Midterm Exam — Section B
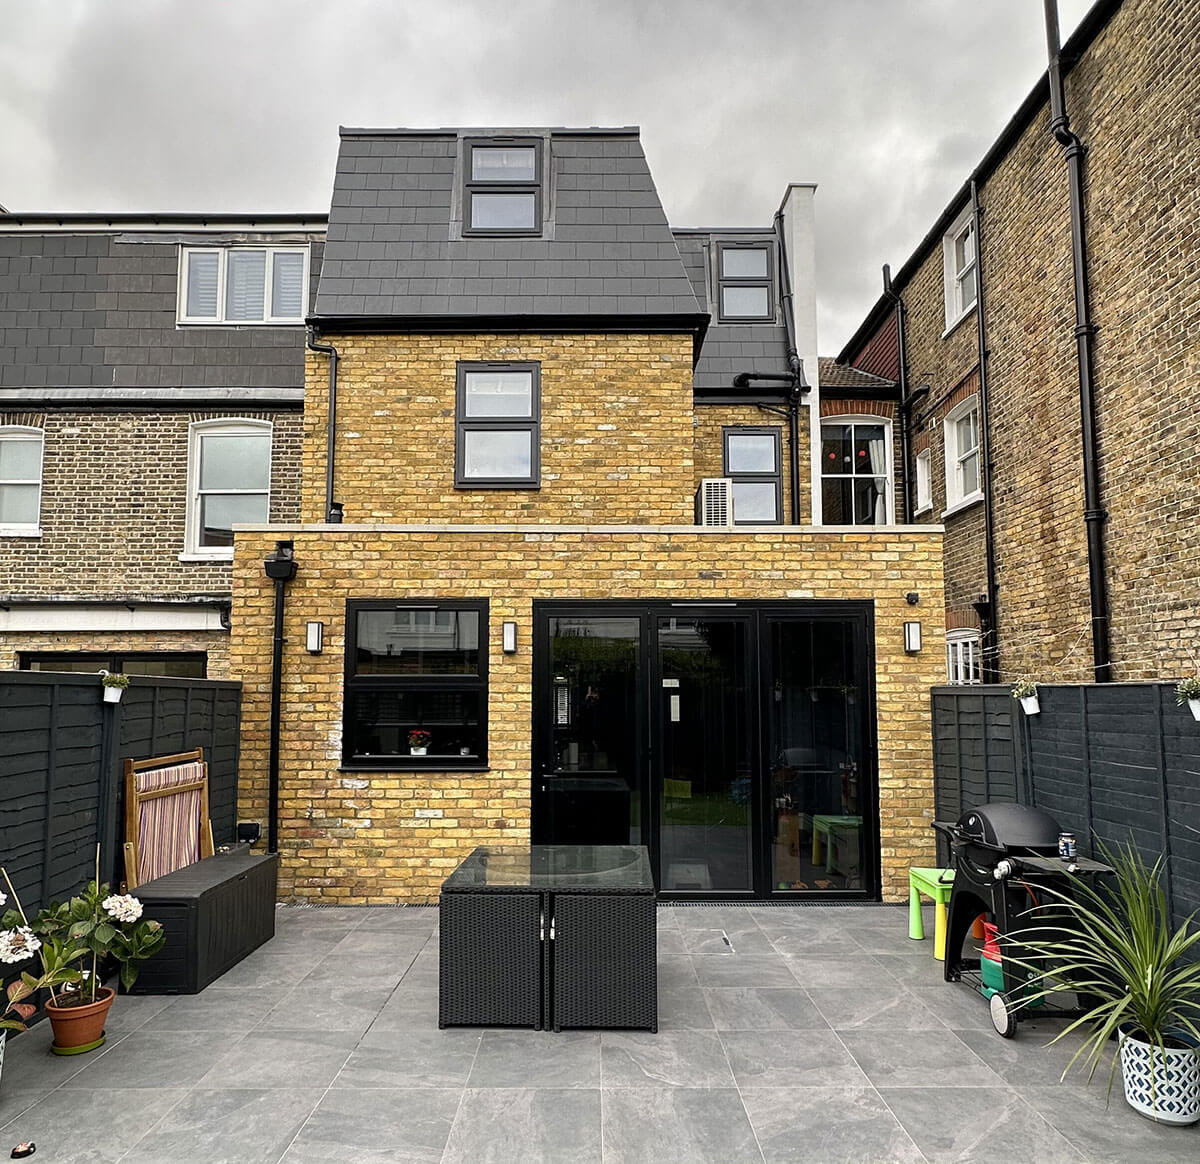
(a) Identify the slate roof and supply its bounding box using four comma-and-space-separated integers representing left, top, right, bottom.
818, 357, 896, 391
0, 224, 324, 392
314, 128, 705, 326
672, 230, 792, 394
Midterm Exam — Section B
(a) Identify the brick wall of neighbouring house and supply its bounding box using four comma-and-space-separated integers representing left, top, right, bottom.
691, 405, 802, 523
302, 333, 696, 526
231, 525, 945, 904
0, 408, 303, 599
0, 630, 232, 676
853, 0, 1199, 683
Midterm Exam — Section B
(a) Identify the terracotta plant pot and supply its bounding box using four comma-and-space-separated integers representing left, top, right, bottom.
45, 986, 115, 1055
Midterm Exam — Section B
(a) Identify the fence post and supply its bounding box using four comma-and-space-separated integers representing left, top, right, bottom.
1153, 685, 1176, 927
1080, 685, 1094, 847
97, 693, 122, 887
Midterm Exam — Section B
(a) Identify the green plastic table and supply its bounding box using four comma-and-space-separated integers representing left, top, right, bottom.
908, 866, 955, 960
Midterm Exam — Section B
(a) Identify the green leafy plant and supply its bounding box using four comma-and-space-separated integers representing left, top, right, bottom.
1175, 677, 1200, 704
1012, 679, 1038, 700
1005, 839, 1200, 1096
100, 671, 130, 689
1, 866, 165, 1007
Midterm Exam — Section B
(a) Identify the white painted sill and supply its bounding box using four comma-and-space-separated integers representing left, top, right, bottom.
912, 504, 933, 519
941, 493, 984, 520
940, 303, 977, 340
0, 527, 42, 538
178, 552, 234, 563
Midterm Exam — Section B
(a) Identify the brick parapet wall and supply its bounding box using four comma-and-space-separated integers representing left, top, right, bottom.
0, 630, 232, 677
231, 525, 945, 904
302, 333, 696, 526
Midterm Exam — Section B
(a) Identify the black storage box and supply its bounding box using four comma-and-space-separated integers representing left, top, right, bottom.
127, 847, 278, 994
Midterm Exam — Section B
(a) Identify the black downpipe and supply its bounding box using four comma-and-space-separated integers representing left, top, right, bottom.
774, 211, 806, 525
882, 265, 912, 523
264, 541, 297, 854
970, 180, 1001, 683
1044, 0, 1112, 682
306, 329, 342, 523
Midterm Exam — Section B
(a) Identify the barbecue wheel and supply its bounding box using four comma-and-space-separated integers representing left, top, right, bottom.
989, 991, 1017, 1038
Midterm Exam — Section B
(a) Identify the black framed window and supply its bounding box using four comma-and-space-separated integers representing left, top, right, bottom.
19, 652, 207, 678
463, 138, 542, 235
455, 362, 540, 489
344, 600, 488, 767
723, 427, 783, 524
717, 243, 774, 322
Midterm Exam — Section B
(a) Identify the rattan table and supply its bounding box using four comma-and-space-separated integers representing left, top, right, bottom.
439, 844, 657, 1032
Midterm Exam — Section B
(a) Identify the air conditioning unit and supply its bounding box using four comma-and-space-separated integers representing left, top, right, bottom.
695, 478, 734, 526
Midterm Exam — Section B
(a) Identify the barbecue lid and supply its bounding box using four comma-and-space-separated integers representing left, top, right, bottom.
955, 802, 1062, 849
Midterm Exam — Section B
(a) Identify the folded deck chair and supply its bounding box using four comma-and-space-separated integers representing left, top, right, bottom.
123, 748, 215, 889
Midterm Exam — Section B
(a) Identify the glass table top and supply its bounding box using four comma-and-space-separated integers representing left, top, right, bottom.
441, 845, 653, 892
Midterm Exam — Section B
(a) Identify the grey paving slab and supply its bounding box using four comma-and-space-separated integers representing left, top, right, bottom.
602, 1087, 763, 1164
740, 1085, 926, 1164
839, 1028, 1005, 1088
683, 924, 776, 954
692, 954, 799, 988
120, 1087, 323, 1164
601, 1030, 734, 1087
264, 981, 397, 1034
703, 987, 828, 1031
59, 1029, 233, 1089
468, 1030, 600, 1088
0, 1085, 186, 1163
656, 927, 687, 953
142, 986, 282, 1032
441, 1087, 602, 1164
336, 1028, 481, 1088
953, 1024, 1104, 1088
1018, 1079, 1200, 1163
720, 1030, 866, 1088
202, 952, 323, 992
196, 1028, 359, 1089
279, 1086, 461, 1164
808, 986, 945, 1030
882, 1086, 1086, 1164
784, 954, 901, 989
368, 987, 442, 1031
655, 984, 716, 1030
870, 950, 950, 986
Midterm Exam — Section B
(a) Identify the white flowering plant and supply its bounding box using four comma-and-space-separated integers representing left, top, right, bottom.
0, 888, 88, 1033
0, 873, 165, 1008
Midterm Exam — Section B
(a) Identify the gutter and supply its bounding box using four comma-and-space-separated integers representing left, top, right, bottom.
1045, 0, 1111, 682
306, 329, 343, 524
970, 180, 1001, 682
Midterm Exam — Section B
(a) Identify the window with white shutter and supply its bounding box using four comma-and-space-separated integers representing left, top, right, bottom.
179, 247, 308, 324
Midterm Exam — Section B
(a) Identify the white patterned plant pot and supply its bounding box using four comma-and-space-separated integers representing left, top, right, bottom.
1119, 1029, 1200, 1125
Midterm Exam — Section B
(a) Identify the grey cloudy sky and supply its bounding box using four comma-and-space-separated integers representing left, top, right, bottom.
0, 0, 1092, 352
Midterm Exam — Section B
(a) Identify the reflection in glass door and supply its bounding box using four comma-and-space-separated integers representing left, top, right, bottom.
657, 616, 753, 892
767, 619, 865, 892
537, 616, 641, 846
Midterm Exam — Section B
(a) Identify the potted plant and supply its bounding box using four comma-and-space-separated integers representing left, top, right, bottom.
1176, 677, 1200, 722
407, 729, 431, 756
1012, 678, 1040, 715
100, 670, 130, 704
0, 866, 165, 1056
1006, 840, 1200, 1125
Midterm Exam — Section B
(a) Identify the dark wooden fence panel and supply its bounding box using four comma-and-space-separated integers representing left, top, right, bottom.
0, 672, 241, 913
932, 681, 1200, 937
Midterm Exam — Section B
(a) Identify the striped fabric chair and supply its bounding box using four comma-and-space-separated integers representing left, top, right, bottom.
123, 749, 215, 890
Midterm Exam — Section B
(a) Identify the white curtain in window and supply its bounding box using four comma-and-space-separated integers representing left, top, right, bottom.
865, 430, 887, 522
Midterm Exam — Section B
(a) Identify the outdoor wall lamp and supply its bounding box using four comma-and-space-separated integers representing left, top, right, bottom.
905, 591, 920, 606
306, 621, 324, 654
904, 621, 922, 653
502, 621, 518, 654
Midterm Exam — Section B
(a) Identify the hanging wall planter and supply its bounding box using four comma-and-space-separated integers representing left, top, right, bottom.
100, 671, 130, 703
1175, 678, 1200, 721
1012, 680, 1040, 716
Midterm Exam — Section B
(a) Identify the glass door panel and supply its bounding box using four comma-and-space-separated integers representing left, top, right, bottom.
541, 616, 641, 846
767, 619, 865, 892
657, 616, 753, 892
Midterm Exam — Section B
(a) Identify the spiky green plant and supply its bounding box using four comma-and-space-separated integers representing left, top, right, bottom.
1004, 840, 1200, 1098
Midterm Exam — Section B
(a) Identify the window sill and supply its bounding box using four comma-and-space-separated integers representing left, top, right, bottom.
912, 504, 933, 519
176, 319, 305, 328
0, 527, 42, 538
940, 304, 977, 340
178, 552, 234, 563
339, 762, 490, 774
941, 493, 984, 520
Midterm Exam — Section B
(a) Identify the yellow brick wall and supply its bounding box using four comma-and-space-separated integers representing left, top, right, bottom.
692, 405, 806, 523
302, 333, 696, 525
0, 630, 231, 676
232, 525, 945, 904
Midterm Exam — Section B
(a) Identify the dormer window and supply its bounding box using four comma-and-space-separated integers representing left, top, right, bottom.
464, 138, 542, 235
179, 246, 308, 324
717, 243, 774, 322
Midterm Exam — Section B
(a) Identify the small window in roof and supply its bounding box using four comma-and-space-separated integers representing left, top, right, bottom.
717, 242, 774, 323
464, 138, 542, 236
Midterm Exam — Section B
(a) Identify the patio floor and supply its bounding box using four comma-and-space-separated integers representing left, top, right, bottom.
1, 903, 1197, 1163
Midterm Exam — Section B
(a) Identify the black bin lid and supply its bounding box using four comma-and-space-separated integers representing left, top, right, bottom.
956, 803, 1062, 850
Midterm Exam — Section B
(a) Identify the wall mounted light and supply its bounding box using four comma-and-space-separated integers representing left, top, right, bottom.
904, 621, 922, 653
905, 591, 920, 606
502, 621, 518, 654
306, 621, 324, 654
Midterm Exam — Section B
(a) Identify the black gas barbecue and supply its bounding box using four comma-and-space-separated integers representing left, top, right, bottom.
933, 803, 1113, 1037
